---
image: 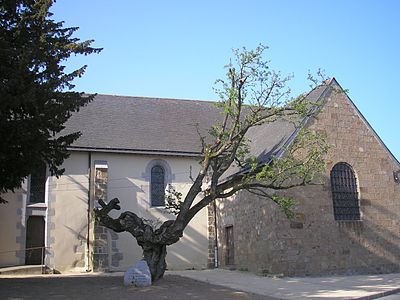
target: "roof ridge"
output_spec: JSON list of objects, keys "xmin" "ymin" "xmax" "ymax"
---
[
  {"xmin": 94, "ymin": 93, "xmax": 218, "ymax": 104},
  {"xmin": 273, "ymin": 82, "xmax": 332, "ymax": 158}
]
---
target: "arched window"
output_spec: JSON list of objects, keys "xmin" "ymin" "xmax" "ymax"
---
[
  {"xmin": 143, "ymin": 159, "xmax": 174, "ymax": 207},
  {"xmin": 151, "ymin": 165, "xmax": 165, "ymax": 207},
  {"xmin": 330, "ymin": 162, "xmax": 360, "ymax": 221}
]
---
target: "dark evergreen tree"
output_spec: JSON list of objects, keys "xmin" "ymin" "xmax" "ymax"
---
[{"xmin": 0, "ymin": 0, "xmax": 102, "ymax": 202}]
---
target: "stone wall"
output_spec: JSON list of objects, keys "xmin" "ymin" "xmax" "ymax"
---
[
  {"xmin": 207, "ymin": 203, "xmax": 217, "ymax": 268},
  {"xmin": 93, "ymin": 163, "xmax": 123, "ymax": 271},
  {"xmin": 215, "ymin": 81, "xmax": 400, "ymax": 276}
]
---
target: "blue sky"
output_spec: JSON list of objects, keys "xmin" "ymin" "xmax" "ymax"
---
[{"xmin": 52, "ymin": 0, "xmax": 399, "ymax": 160}]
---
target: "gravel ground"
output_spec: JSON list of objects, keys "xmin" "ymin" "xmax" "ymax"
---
[{"xmin": 0, "ymin": 274, "xmax": 278, "ymax": 300}]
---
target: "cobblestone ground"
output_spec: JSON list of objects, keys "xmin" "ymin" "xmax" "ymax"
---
[{"xmin": 0, "ymin": 274, "xmax": 278, "ymax": 300}]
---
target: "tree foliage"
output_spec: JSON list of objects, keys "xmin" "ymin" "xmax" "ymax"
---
[
  {"xmin": 95, "ymin": 45, "xmax": 330, "ymax": 281},
  {"xmin": 0, "ymin": 0, "xmax": 101, "ymax": 202},
  {"xmin": 168, "ymin": 45, "xmax": 329, "ymax": 226}
]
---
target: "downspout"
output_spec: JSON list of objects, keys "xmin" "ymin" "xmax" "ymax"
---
[
  {"xmin": 86, "ymin": 151, "xmax": 92, "ymax": 272},
  {"xmin": 213, "ymin": 201, "xmax": 219, "ymax": 268}
]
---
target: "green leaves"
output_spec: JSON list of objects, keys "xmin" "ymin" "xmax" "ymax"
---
[
  {"xmin": 254, "ymin": 128, "xmax": 329, "ymax": 187},
  {"xmin": 164, "ymin": 184, "xmax": 184, "ymax": 215},
  {"xmin": 271, "ymin": 195, "xmax": 296, "ymax": 219},
  {"xmin": 194, "ymin": 45, "xmax": 332, "ymax": 220}
]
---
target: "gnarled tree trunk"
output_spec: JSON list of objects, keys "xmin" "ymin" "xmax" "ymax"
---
[
  {"xmin": 94, "ymin": 198, "xmax": 181, "ymax": 281},
  {"xmin": 141, "ymin": 242, "xmax": 167, "ymax": 281}
]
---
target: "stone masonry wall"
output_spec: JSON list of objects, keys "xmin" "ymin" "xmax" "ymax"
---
[
  {"xmin": 216, "ymin": 82, "xmax": 400, "ymax": 276},
  {"xmin": 93, "ymin": 167, "xmax": 109, "ymax": 271},
  {"xmin": 207, "ymin": 203, "xmax": 217, "ymax": 268},
  {"xmin": 93, "ymin": 165, "xmax": 123, "ymax": 271}
]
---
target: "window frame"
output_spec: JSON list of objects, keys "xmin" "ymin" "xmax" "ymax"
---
[
  {"xmin": 28, "ymin": 163, "xmax": 48, "ymax": 204},
  {"xmin": 330, "ymin": 162, "xmax": 361, "ymax": 221},
  {"xmin": 150, "ymin": 165, "xmax": 166, "ymax": 207},
  {"xmin": 142, "ymin": 159, "xmax": 175, "ymax": 208}
]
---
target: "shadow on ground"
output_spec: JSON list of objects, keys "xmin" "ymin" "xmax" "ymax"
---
[{"xmin": 0, "ymin": 275, "xmax": 277, "ymax": 300}]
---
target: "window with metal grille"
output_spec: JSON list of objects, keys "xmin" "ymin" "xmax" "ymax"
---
[
  {"xmin": 330, "ymin": 162, "xmax": 360, "ymax": 221},
  {"xmin": 151, "ymin": 165, "xmax": 165, "ymax": 207},
  {"xmin": 29, "ymin": 163, "xmax": 47, "ymax": 203}
]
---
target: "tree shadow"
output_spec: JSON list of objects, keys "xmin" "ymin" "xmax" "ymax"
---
[{"xmin": 0, "ymin": 274, "xmax": 272, "ymax": 299}]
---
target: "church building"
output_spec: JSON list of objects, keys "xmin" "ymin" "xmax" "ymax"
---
[{"xmin": 1, "ymin": 78, "xmax": 399, "ymax": 276}]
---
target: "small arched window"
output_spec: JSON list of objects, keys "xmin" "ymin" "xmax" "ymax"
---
[
  {"xmin": 330, "ymin": 162, "xmax": 360, "ymax": 221},
  {"xmin": 151, "ymin": 165, "xmax": 165, "ymax": 207}
]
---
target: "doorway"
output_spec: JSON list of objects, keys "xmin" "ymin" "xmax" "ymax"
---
[
  {"xmin": 25, "ymin": 216, "xmax": 45, "ymax": 265},
  {"xmin": 225, "ymin": 225, "xmax": 234, "ymax": 266}
]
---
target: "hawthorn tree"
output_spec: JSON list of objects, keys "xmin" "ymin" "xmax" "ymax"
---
[
  {"xmin": 95, "ymin": 45, "xmax": 329, "ymax": 281},
  {"xmin": 0, "ymin": 0, "xmax": 101, "ymax": 202}
]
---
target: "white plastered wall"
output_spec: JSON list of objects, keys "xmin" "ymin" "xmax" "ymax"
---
[
  {"xmin": 0, "ymin": 188, "xmax": 26, "ymax": 267},
  {"xmin": 49, "ymin": 151, "xmax": 208, "ymax": 272},
  {"xmin": 48, "ymin": 151, "xmax": 89, "ymax": 272}
]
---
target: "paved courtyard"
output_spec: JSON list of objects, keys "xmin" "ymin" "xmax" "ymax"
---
[
  {"xmin": 174, "ymin": 270, "xmax": 400, "ymax": 300},
  {"xmin": 1, "ymin": 270, "xmax": 400, "ymax": 300},
  {"xmin": 0, "ymin": 274, "xmax": 275, "ymax": 300}
]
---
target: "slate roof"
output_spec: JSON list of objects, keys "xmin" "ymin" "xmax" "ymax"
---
[
  {"xmin": 63, "ymin": 95, "xmax": 222, "ymax": 156},
  {"xmin": 221, "ymin": 84, "xmax": 331, "ymax": 178},
  {"xmin": 61, "ymin": 77, "xmax": 399, "ymax": 169},
  {"xmin": 62, "ymin": 84, "xmax": 330, "ymax": 160},
  {"xmin": 246, "ymin": 83, "xmax": 330, "ymax": 163}
]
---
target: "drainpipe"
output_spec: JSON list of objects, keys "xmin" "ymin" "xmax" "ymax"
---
[
  {"xmin": 86, "ymin": 151, "xmax": 92, "ymax": 272},
  {"xmin": 213, "ymin": 201, "xmax": 218, "ymax": 268}
]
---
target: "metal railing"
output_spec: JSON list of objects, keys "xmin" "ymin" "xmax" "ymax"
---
[{"xmin": 0, "ymin": 246, "xmax": 51, "ymax": 274}]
